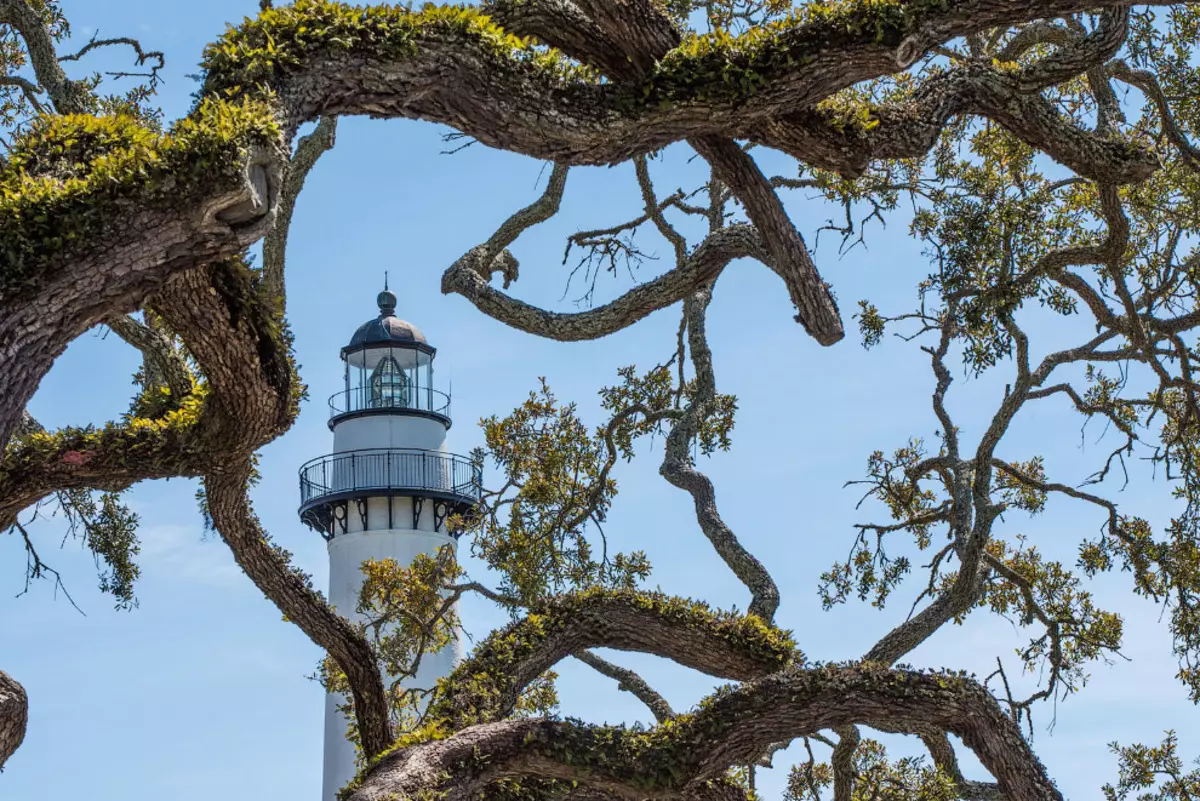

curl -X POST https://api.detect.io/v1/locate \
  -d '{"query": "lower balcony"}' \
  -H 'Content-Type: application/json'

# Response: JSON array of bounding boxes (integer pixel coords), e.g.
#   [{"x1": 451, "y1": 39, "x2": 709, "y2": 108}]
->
[{"x1": 298, "y1": 448, "x2": 482, "y2": 538}]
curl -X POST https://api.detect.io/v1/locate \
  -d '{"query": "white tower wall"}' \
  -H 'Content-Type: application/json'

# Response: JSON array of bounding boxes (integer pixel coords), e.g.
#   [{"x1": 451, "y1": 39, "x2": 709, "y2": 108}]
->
[
  {"x1": 321, "y1": 526, "x2": 462, "y2": 801},
  {"x1": 331, "y1": 415, "x2": 448, "y2": 453}
]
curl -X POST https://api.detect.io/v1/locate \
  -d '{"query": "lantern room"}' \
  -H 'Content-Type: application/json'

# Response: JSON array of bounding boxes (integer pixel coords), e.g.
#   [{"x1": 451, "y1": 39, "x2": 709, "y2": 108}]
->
[{"x1": 329, "y1": 288, "x2": 451, "y2": 427}]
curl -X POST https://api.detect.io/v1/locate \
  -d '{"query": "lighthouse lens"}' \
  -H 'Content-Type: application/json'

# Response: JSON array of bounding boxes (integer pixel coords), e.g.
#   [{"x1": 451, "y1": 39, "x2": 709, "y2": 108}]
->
[{"x1": 369, "y1": 356, "x2": 410, "y2": 409}]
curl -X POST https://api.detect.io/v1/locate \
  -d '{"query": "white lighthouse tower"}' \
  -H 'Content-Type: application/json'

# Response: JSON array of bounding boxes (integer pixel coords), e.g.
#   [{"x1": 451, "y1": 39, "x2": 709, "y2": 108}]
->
[{"x1": 297, "y1": 288, "x2": 480, "y2": 801}]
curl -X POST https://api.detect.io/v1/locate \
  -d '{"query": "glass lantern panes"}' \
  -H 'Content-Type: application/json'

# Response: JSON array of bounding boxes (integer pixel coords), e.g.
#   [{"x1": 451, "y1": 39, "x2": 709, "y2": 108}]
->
[
  {"x1": 340, "y1": 345, "x2": 440, "y2": 417},
  {"x1": 369, "y1": 356, "x2": 409, "y2": 408}
]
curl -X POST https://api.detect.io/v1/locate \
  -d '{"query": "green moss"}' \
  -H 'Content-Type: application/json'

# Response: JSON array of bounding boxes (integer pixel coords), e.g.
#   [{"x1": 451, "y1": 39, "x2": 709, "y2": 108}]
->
[
  {"x1": 636, "y1": 0, "x2": 951, "y2": 107},
  {"x1": 201, "y1": 0, "x2": 955, "y2": 119},
  {"x1": 0, "y1": 96, "x2": 281, "y2": 302},
  {"x1": 0, "y1": 381, "x2": 212, "y2": 488},
  {"x1": 0, "y1": 0, "x2": 965, "y2": 307},
  {"x1": 201, "y1": 0, "x2": 596, "y2": 99},
  {"x1": 341, "y1": 657, "x2": 988, "y2": 800},
  {"x1": 340, "y1": 589, "x2": 798, "y2": 797},
  {"x1": 465, "y1": 664, "x2": 977, "y2": 796},
  {"x1": 427, "y1": 588, "x2": 798, "y2": 731}
]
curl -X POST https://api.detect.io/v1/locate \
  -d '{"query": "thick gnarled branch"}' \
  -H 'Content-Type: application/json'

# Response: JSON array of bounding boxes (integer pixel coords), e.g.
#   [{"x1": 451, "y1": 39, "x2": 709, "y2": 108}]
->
[
  {"x1": 428, "y1": 589, "x2": 796, "y2": 730},
  {"x1": 350, "y1": 665, "x2": 1060, "y2": 801},
  {"x1": 759, "y1": 64, "x2": 1156, "y2": 184}
]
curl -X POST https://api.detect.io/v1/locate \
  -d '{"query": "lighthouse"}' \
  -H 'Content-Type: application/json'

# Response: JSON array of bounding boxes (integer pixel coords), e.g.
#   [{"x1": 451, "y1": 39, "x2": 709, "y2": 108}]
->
[{"x1": 297, "y1": 289, "x2": 481, "y2": 801}]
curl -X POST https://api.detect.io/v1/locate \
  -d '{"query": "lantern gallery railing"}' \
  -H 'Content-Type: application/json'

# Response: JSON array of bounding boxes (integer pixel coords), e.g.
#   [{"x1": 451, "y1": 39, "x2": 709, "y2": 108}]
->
[
  {"x1": 298, "y1": 448, "x2": 483, "y2": 512},
  {"x1": 327, "y1": 386, "x2": 451, "y2": 423}
]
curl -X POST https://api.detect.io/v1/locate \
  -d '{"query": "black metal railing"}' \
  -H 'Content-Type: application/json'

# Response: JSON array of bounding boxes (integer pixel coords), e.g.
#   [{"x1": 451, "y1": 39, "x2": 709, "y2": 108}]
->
[
  {"x1": 298, "y1": 448, "x2": 482, "y2": 509},
  {"x1": 328, "y1": 386, "x2": 451, "y2": 421}
]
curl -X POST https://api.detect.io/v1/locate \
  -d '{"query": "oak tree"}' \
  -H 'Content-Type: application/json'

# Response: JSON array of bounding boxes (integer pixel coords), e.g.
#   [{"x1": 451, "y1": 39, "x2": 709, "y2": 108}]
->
[{"x1": 4, "y1": 1, "x2": 1200, "y2": 799}]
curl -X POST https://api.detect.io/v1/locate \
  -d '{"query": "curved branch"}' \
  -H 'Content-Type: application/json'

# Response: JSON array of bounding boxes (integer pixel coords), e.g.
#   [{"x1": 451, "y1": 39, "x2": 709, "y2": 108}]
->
[
  {"x1": 427, "y1": 589, "x2": 796, "y2": 730},
  {"x1": 1017, "y1": 8, "x2": 1129, "y2": 91},
  {"x1": 1, "y1": 251, "x2": 393, "y2": 761},
  {"x1": 660, "y1": 286, "x2": 781, "y2": 621},
  {"x1": 757, "y1": 64, "x2": 1157, "y2": 184},
  {"x1": 1109, "y1": 59, "x2": 1200, "y2": 172},
  {"x1": 0, "y1": 0, "x2": 87, "y2": 113},
  {"x1": 862, "y1": 318, "x2": 984, "y2": 666},
  {"x1": 262, "y1": 115, "x2": 338, "y2": 305},
  {"x1": 0, "y1": 259, "x2": 291, "y2": 531},
  {"x1": 203, "y1": 461, "x2": 392, "y2": 758},
  {"x1": 570, "y1": 0, "x2": 680, "y2": 78},
  {"x1": 483, "y1": 163, "x2": 570, "y2": 262},
  {"x1": 1, "y1": 1, "x2": 1173, "y2": 444},
  {"x1": 351, "y1": 665, "x2": 1061, "y2": 801},
  {"x1": 105, "y1": 314, "x2": 193, "y2": 400},
  {"x1": 442, "y1": 223, "x2": 766, "y2": 341},
  {"x1": 573, "y1": 650, "x2": 675, "y2": 723},
  {"x1": 0, "y1": 414, "x2": 210, "y2": 531},
  {"x1": 222, "y1": 0, "x2": 1175, "y2": 159},
  {"x1": 689, "y1": 137, "x2": 842, "y2": 345},
  {"x1": 0, "y1": 125, "x2": 281, "y2": 447},
  {"x1": 58, "y1": 34, "x2": 164, "y2": 72},
  {"x1": 0, "y1": 75, "x2": 44, "y2": 112},
  {"x1": 0, "y1": 670, "x2": 27, "y2": 771},
  {"x1": 633, "y1": 155, "x2": 687, "y2": 264},
  {"x1": 485, "y1": 0, "x2": 680, "y2": 82},
  {"x1": 917, "y1": 729, "x2": 1005, "y2": 801},
  {"x1": 491, "y1": 0, "x2": 843, "y2": 344}
]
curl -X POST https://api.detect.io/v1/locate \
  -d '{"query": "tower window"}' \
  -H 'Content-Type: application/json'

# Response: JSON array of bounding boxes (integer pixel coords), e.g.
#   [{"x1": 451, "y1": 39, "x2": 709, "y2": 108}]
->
[{"x1": 369, "y1": 356, "x2": 409, "y2": 408}]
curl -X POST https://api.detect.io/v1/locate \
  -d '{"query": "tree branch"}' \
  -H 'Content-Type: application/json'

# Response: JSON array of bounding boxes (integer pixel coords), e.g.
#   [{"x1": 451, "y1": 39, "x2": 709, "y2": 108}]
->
[
  {"x1": 203, "y1": 461, "x2": 393, "y2": 758},
  {"x1": 0, "y1": 0, "x2": 87, "y2": 113},
  {"x1": 442, "y1": 223, "x2": 766, "y2": 342},
  {"x1": 104, "y1": 314, "x2": 193, "y2": 401},
  {"x1": 660, "y1": 286, "x2": 781, "y2": 621},
  {"x1": 573, "y1": 650, "x2": 675, "y2": 723},
  {"x1": 0, "y1": 670, "x2": 26, "y2": 772},
  {"x1": 428, "y1": 589, "x2": 795, "y2": 731},
  {"x1": 1, "y1": 0, "x2": 1176, "y2": 445},
  {"x1": 351, "y1": 665, "x2": 1062, "y2": 801},
  {"x1": 262, "y1": 115, "x2": 338, "y2": 306}
]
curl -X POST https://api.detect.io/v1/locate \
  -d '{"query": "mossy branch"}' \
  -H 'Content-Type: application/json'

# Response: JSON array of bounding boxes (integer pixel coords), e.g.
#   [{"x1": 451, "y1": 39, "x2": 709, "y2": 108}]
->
[
  {"x1": 348, "y1": 663, "x2": 1060, "y2": 801},
  {"x1": 426, "y1": 588, "x2": 798, "y2": 732}
]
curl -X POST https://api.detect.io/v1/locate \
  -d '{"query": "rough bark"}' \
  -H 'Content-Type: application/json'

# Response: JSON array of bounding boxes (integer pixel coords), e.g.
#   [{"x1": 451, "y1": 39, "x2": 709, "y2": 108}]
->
[
  {"x1": 154, "y1": 263, "x2": 393, "y2": 757},
  {"x1": 1, "y1": 256, "x2": 393, "y2": 760},
  {"x1": 0, "y1": 670, "x2": 26, "y2": 772},
  {"x1": 203, "y1": 464, "x2": 393, "y2": 759},
  {"x1": 689, "y1": 137, "x2": 840, "y2": 344},
  {"x1": 0, "y1": 0, "x2": 1182, "y2": 785},
  {"x1": 0, "y1": 0, "x2": 87, "y2": 113},
  {"x1": 428, "y1": 589, "x2": 795, "y2": 730},
  {"x1": 660, "y1": 288, "x2": 782, "y2": 621},
  {"x1": 349, "y1": 665, "x2": 1061, "y2": 801},
  {"x1": 104, "y1": 314, "x2": 193, "y2": 401},
  {"x1": 442, "y1": 223, "x2": 767, "y2": 341},
  {"x1": 0, "y1": 142, "x2": 280, "y2": 448},
  {"x1": 262, "y1": 1, "x2": 1174, "y2": 162}
]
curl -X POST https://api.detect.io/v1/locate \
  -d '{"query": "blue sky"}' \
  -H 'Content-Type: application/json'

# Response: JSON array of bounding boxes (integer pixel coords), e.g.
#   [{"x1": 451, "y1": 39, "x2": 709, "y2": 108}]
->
[{"x1": 2, "y1": 2, "x2": 1197, "y2": 799}]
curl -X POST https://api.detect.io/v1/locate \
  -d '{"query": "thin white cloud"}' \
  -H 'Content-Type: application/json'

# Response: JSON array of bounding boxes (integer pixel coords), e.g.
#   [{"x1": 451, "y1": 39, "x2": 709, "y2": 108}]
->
[{"x1": 138, "y1": 523, "x2": 242, "y2": 586}]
